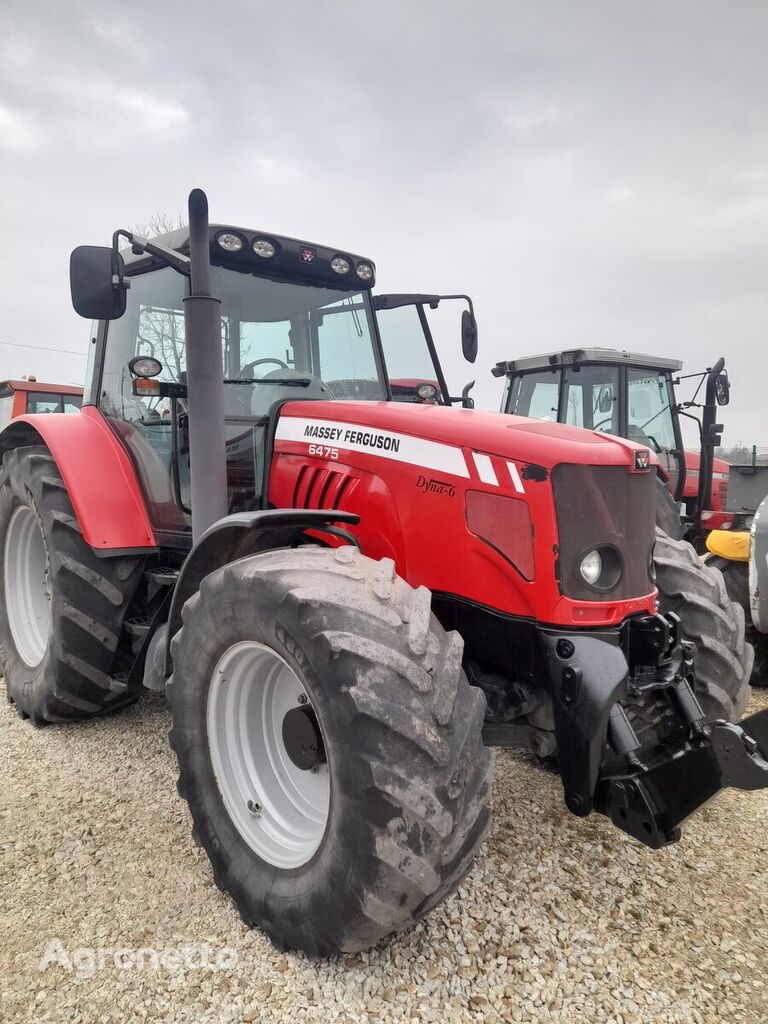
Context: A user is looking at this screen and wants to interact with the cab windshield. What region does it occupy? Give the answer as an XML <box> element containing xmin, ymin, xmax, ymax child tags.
<box><xmin>99</xmin><ymin>265</ymin><xmax>386</xmax><ymax>534</ymax></box>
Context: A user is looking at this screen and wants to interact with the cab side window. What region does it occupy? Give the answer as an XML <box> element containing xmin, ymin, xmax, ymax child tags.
<box><xmin>627</xmin><ymin>370</ymin><xmax>676</xmax><ymax>452</ymax></box>
<box><xmin>509</xmin><ymin>370</ymin><xmax>560</xmax><ymax>419</ymax></box>
<box><xmin>562</xmin><ymin>366</ymin><xmax>619</xmax><ymax>433</ymax></box>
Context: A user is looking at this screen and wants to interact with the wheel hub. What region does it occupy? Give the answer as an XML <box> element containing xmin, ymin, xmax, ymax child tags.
<box><xmin>206</xmin><ymin>641</ymin><xmax>330</xmax><ymax>869</ymax></box>
<box><xmin>282</xmin><ymin>705</ymin><xmax>327</xmax><ymax>771</ymax></box>
<box><xmin>4</xmin><ymin>503</ymin><xmax>51</xmax><ymax>667</ymax></box>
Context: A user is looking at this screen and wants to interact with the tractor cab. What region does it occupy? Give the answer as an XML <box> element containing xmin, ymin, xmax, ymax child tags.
<box><xmin>495</xmin><ymin>347</ymin><xmax>732</xmax><ymax>539</ymax></box>
<box><xmin>80</xmin><ymin>230</ymin><xmax>476</xmax><ymax>547</ymax></box>
<box><xmin>88</xmin><ymin>230</ymin><xmax>387</xmax><ymax>542</ymax></box>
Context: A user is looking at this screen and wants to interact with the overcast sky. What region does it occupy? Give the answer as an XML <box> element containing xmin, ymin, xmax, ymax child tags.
<box><xmin>1</xmin><ymin>0</ymin><xmax>767</xmax><ymax>445</ymax></box>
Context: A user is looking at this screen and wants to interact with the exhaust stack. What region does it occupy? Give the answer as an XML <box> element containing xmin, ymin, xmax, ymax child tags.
<box><xmin>184</xmin><ymin>189</ymin><xmax>229</xmax><ymax>540</ymax></box>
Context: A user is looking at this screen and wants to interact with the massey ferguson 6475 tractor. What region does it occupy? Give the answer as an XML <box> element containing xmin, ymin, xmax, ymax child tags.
<box><xmin>1</xmin><ymin>190</ymin><xmax>767</xmax><ymax>956</ymax></box>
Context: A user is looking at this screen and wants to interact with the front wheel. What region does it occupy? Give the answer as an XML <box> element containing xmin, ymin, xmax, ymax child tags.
<box><xmin>168</xmin><ymin>545</ymin><xmax>492</xmax><ymax>955</ymax></box>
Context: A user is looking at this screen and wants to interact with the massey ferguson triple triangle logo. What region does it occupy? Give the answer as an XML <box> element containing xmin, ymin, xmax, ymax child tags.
<box><xmin>633</xmin><ymin>448</ymin><xmax>651</xmax><ymax>472</ymax></box>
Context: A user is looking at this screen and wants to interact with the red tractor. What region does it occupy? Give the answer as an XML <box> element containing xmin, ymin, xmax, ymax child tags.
<box><xmin>1</xmin><ymin>191</ymin><xmax>765</xmax><ymax>956</ymax></box>
<box><xmin>494</xmin><ymin>347</ymin><xmax>733</xmax><ymax>540</ymax></box>
<box><xmin>0</xmin><ymin>378</ymin><xmax>82</xmax><ymax>429</ymax></box>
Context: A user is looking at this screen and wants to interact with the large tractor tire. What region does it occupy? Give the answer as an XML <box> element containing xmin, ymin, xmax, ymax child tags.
<box><xmin>704</xmin><ymin>553</ymin><xmax>768</xmax><ymax>688</ymax></box>
<box><xmin>654</xmin><ymin>476</ymin><xmax>685</xmax><ymax>540</ymax></box>
<box><xmin>0</xmin><ymin>446</ymin><xmax>143</xmax><ymax>723</ymax></box>
<box><xmin>653</xmin><ymin>529</ymin><xmax>753</xmax><ymax>724</ymax></box>
<box><xmin>168</xmin><ymin>544</ymin><xmax>491</xmax><ymax>955</ymax></box>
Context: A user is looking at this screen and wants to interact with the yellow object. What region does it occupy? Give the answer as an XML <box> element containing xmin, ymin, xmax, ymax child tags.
<box><xmin>706</xmin><ymin>529</ymin><xmax>750</xmax><ymax>562</ymax></box>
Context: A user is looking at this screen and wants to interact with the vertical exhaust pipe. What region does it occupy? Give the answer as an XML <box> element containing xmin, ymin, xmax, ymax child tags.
<box><xmin>184</xmin><ymin>188</ymin><xmax>228</xmax><ymax>540</ymax></box>
<box><xmin>694</xmin><ymin>356</ymin><xmax>725</xmax><ymax>539</ymax></box>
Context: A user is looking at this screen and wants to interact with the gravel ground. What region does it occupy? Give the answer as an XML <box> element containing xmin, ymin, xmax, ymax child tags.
<box><xmin>1</xmin><ymin>687</ymin><xmax>767</xmax><ymax>1024</ymax></box>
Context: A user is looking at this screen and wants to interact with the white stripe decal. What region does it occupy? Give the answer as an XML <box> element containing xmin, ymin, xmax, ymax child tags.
<box><xmin>472</xmin><ymin>452</ymin><xmax>498</xmax><ymax>486</ymax></box>
<box><xmin>275</xmin><ymin>416</ymin><xmax>470</xmax><ymax>478</ymax></box>
<box><xmin>507</xmin><ymin>461</ymin><xmax>525</xmax><ymax>494</ymax></box>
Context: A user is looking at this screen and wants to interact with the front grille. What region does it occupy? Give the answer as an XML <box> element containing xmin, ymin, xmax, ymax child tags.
<box><xmin>552</xmin><ymin>464</ymin><xmax>656</xmax><ymax>601</ymax></box>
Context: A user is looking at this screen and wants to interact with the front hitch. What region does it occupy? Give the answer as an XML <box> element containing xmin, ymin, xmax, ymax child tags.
<box><xmin>540</xmin><ymin>613</ymin><xmax>768</xmax><ymax>849</ymax></box>
<box><xmin>594</xmin><ymin>709</ymin><xmax>768</xmax><ymax>848</ymax></box>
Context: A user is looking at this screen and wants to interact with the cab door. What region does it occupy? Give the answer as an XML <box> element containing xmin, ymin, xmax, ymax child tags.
<box><xmin>626</xmin><ymin>368</ymin><xmax>685</xmax><ymax>499</ymax></box>
<box><xmin>374</xmin><ymin>293</ymin><xmax>477</xmax><ymax>406</ymax></box>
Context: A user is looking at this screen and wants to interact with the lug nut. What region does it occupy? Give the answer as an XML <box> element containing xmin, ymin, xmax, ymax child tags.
<box><xmin>297</xmin><ymin>694</ymin><xmax>308</xmax><ymax>705</ymax></box>
<box><xmin>247</xmin><ymin>800</ymin><xmax>261</xmax><ymax>815</ymax></box>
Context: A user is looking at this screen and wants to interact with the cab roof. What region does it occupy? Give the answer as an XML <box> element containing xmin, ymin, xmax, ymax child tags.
<box><xmin>0</xmin><ymin>380</ymin><xmax>83</xmax><ymax>395</ymax></box>
<box><xmin>495</xmin><ymin>347</ymin><xmax>683</xmax><ymax>376</ymax></box>
<box><xmin>122</xmin><ymin>224</ymin><xmax>376</xmax><ymax>289</ymax></box>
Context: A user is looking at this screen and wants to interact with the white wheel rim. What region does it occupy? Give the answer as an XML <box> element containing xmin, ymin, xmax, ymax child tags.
<box><xmin>206</xmin><ymin>641</ymin><xmax>330</xmax><ymax>869</ymax></box>
<box><xmin>4</xmin><ymin>504</ymin><xmax>51</xmax><ymax>667</ymax></box>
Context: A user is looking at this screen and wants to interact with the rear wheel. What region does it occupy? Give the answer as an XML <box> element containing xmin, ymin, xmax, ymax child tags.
<box><xmin>0</xmin><ymin>446</ymin><xmax>143</xmax><ymax>723</ymax></box>
<box><xmin>168</xmin><ymin>545</ymin><xmax>492</xmax><ymax>955</ymax></box>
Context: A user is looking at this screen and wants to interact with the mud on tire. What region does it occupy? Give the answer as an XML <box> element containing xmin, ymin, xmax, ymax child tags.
<box><xmin>0</xmin><ymin>446</ymin><xmax>143</xmax><ymax>723</ymax></box>
<box><xmin>167</xmin><ymin>545</ymin><xmax>492</xmax><ymax>955</ymax></box>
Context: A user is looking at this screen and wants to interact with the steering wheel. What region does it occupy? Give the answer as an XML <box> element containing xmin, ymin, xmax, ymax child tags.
<box><xmin>593</xmin><ymin>416</ymin><xmax>614</xmax><ymax>432</ymax></box>
<box><xmin>238</xmin><ymin>357</ymin><xmax>289</xmax><ymax>380</ymax></box>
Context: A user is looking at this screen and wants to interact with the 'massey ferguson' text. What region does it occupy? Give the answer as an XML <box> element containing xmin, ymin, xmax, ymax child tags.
<box><xmin>303</xmin><ymin>424</ymin><xmax>400</xmax><ymax>452</ymax></box>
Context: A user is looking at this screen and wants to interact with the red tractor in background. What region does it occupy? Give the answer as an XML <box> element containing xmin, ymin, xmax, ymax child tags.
<box><xmin>494</xmin><ymin>347</ymin><xmax>733</xmax><ymax>542</ymax></box>
<box><xmin>493</xmin><ymin>349</ymin><xmax>768</xmax><ymax>691</ymax></box>
<box><xmin>1</xmin><ymin>191</ymin><xmax>765</xmax><ymax>957</ymax></box>
<box><xmin>0</xmin><ymin>378</ymin><xmax>82</xmax><ymax>429</ymax></box>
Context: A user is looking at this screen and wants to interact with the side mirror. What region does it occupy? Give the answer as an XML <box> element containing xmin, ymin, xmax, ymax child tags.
<box><xmin>715</xmin><ymin>370</ymin><xmax>730</xmax><ymax>406</ymax></box>
<box><xmin>461</xmin><ymin>310</ymin><xmax>478</xmax><ymax>364</ymax></box>
<box><xmin>597</xmin><ymin>386</ymin><xmax>613</xmax><ymax>414</ymax></box>
<box><xmin>70</xmin><ymin>245</ymin><xmax>127</xmax><ymax>320</ymax></box>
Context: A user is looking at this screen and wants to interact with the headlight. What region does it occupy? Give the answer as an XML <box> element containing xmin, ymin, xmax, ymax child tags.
<box><xmin>578</xmin><ymin>545</ymin><xmax>623</xmax><ymax>591</ymax></box>
<box><xmin>216</xmin><ymin>231</ymin><xmax>244</xmax><ymax>253</ymax></box>
<box><xmin>416</xmin><ymin>382</ymin><xmax>439</xmax><ymax>402</ymax></box>
<box><xmin>331</xmin><ymin>256</ymin><xmax>350</xmax><ymax>274</ymax></box>
<box><xmin>580</xmin><ymin>550</ymin><xmax>602</xmax><ymax>585</ymax></box>
<box><xmin>252</xmin><ymin>238</ymin><xmax>277</xmax><ymax>258</ymax></box>
<box><xmin>129</xmin><ymin>356</ymin><xmax>163</xmax><ymax>378</ymax></box>
<box><xmin>355</xmin><ymin>261</ymin><xmax>374</xmax><ymax>281</ymax></box>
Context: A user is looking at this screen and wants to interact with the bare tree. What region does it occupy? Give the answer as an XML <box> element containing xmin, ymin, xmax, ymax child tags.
<box><xmin>129</xmin><ymin>212</ymin><xmax>187</xmax><ymax>240</ymax></box>
<box><xmin>120</xmin><ymin>212</ymin><xmax>190</xmax><ymax>381</ymax></box>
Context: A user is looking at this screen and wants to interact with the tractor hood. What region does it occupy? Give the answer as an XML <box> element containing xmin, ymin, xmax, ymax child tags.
<box><xmin>276</xmin><ymin>400</ymin><xmax>657</xmax><ymax>475</ymax></box>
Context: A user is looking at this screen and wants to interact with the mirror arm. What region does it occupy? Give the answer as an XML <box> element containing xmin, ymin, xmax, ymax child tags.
<box><xmin>112</xmin><ymin>229</ymin><xmax>191</xmax><ymax>279</ymax></box>
<box><xmin>438</xmin><ymin>293</ymin><xmax>476</xmax><ymax>322</ymax></box>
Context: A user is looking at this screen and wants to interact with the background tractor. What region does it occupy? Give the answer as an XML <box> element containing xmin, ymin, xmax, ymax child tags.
<box><xmin>0</xmin><ymin>378</ymin><xmax>82</xmax><ymax>429</ymax></box>
<box><xmin>494</xmin><ymin>347</ymin><xmax>732</xmax><ymax>543</ymax></box>
<box><xmin>493</xmin><ymin>347</ymin><xmax>768</xmax><ymax>691</ymax></box>
<box><xmin>1</xmin><ymin>191</ymin><xmax>766</xmax><ymax>957</ymax></box>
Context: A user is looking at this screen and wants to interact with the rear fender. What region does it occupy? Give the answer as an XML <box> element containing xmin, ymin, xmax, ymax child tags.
<box><xmin>0</xmin><ymin>407</ymin><xmax>156</xmax><ymax>554</ymax></box>
<box><xmin>163</xmin><ymin>508</ymin><xmax>360</xmax><ymax>674</ymax></box>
